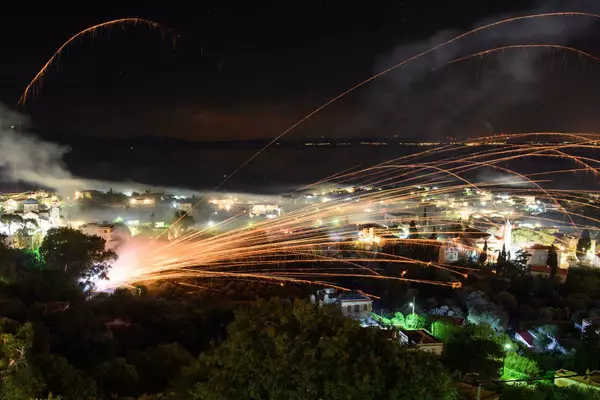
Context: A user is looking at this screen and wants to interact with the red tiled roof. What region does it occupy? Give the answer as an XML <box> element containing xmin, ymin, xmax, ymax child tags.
<box><xmin>401</xmin><ymin>329</ymin><xmax>440</xmax><ymax>344</ymax></box>
<box><xmin>516</xmin><ymin>330</ymin><xmax>535</xmax><ymax>346</ymax></box>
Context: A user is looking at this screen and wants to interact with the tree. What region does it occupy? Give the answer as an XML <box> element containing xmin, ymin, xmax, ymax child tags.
<box><xmin>34</xmin><ymin>354</ymin><xmax>96</xmax><ymax>400</ymax></box>
<box><xmin>503</xmin><ymin>352</ymin><xmax>540</xmax><ymax>377</ymax></box>
<box><xmin>39</xmin><ymin>228</ymin><xmax>117</xmax><ymax>290</ymax></box>
<box><xmin>577</xmin><ymin>229</ymin><xmax>592</xmax><ymax>263</ymax></box>
<box><xmin>479</xmin><ymin>240</ymin><xmax>488</xmax><ymax>265</ymax></box>
<box><xmin>512</xmin><ymin>227</ymin><xmax>557</xmax><ymax>247</ymax></box>
<box><xmin>497</xmin><ymin>244</ymin><xmax>508</xmax><ymax>265</ymax></box>
<box><xmin>0</xmin><ymin>322</ymin><xmax>45</xmax><ymax>399</ymax></box>
<box><xmin>0</xmin><ymin>235</ymin><xmax>16</xmax><ymax>283</ymax></box>
<box><xmin>127</xmin><ymin>343</ymin><xmax>193</xmax><ymax>394</ymax></box>
<box><xmin>496</xmin><ymin>291</ymin><xmax>518</xmax><ymax>312</ymax></box>
<box><xmin>574</xmin><ymin>327</ymin><xmax>600</xmax><ymax>374</ymax></box>
<box><xmin>408</xmin><ymin>220</ymin><xmax>420</xmax><ymax>239</ymax></box>
<box><xmin>547</xmin><ymin>244</ymin><xmax>559</xmax><ymax>279</ymax></box>
<box><xmin>405</xmin><ymin>313</ymin><xmax>426</xmax><ymax>330</ymax></box>
<box><xmin>389</xmin><ymin>311</ymin><xmax>405</xmax><ymax>328</ymax></box>
<box><xmin>0</xmin><ymin>214</ymin><xmax>23</xmax><ymax>236</ymax></box>
<box><xmin>95</xmin><ymin>357</ymin><xmax>139</xmax><ymax>398</ymax></box>
<box><xmin>177</xmin><ymin>298</ymin><xmax>456</xmax><ymax>400</ymax></box>
<box><xmin>429</xmin><ymin>226</ymin><xmax>437</xmax><ymax>240</ymax></box>
<box><xmin>430</xmin><ymin>320</ymin><xmax>461</xmax><ymax>342</ymax></box>
<box><xmin>513</xmin><ymin>250</ymin><xmax>530</xmax><ymax>270</ymax></box>
<box><xmin>467</xmin><ymin>306</ymin><xmax>504</xmax><ymax>333</ymax></box>
<box><xmin>442</xmin><ymin>329</ymin><xmax>503</xmax><ymax>379</ymax></box>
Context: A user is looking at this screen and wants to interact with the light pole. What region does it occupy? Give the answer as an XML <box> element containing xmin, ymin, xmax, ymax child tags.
<box><xmin>501</xmin><ymin>343</ymin><xmax>512</xmax><ymax>377</ymax></box>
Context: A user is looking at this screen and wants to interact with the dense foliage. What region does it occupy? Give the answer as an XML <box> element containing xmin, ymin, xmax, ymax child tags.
<box><xmin>176</xmin><ymin>299</ymin><xmax>456</xmax><ymax>400</ymax></box>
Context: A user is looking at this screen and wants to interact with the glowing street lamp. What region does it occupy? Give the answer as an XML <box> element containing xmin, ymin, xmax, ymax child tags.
<box><xmin>501</xmin><ymin>342</ymin><xmax>513</xmax><ymax>377</ymax></box>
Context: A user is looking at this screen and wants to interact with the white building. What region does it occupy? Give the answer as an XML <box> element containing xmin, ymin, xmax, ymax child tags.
<box><xmin>311</xmin><ymin>289</ymin><xmax>373</xmax><ymax>319</ymax></box>
<box><xmin>81</xmin><ymin>223</ymin><xmax>131</xmax><ymax>250</ymax></box>
<box><xmin>23</xmin><ymin>198</ymin><xmax>39</xmax><ymax>213</ymax></box>
<box><xmin>340</xmin><ymin>292</ymin><xmax>373</xmax><ymax>318</ymax></box>
<box><xmin>527</xmin><ymin>244</ymin><xmax>569</xmax><ymax>283</ymax></box>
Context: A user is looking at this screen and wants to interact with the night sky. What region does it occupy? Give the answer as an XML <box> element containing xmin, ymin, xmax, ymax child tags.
<box><xmin>3</xmin><ymin>0</ymin><xmax>600</xmax><ymax>144</ymax></box>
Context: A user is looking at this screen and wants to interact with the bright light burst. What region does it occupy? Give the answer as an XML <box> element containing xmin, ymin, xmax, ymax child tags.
<box><xmin>101</xmin><ymin>133</ymin><xmax>600</xmax><ymax>292</ymax></box>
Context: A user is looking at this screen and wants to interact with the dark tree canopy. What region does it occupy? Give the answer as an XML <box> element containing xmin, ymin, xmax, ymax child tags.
<box><xmin>39</xmin><ymin>227</ymin><xmax>117</xmax><ymax>289</ymax></box>
<box><xmin>177</xmin><ymin>298</ymin><xmax>456</xmax><ymax>400</ymax></box>
<box><xmin>547</xmin><ymin>244</ymin><xmax>559</xmax><ymax>279</ymax></box>
<box><xmin>577</xmin><ymin>229</ymin><xmax>592</xmax><ymax>262</ymax></box>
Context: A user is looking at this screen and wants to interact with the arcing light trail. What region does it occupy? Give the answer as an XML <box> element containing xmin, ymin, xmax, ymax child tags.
<box><xmin>101</xmin><ymin>135</ymin><xmax>600</xmax><ymax>292</ymax></box>
<box><xmin>19</xmin><ymin>18</ymin><xmax>162</xmax><ymax>107</ymax></box>
<box><xmin>210</xmin><ymin>12</ymin><xmax>600</xmax><ymax>190</ymax></box>
<box><xmin>166</xmin><ymin>26</ymin><xmax>600</xmax><ymax>232</ymax></box>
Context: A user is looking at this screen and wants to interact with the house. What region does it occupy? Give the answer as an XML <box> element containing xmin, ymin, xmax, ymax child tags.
<box><xmin>23</xmin><ymin>198</ymin><xmax>39</xmax><ymax>212</ymax></box>
<box><xmin>175</xmin><ymin>202</ymin><xmax>193</xmax><ymax>212</ymax></box>
<box><xmin>311</xmin><ymin>289</ymin><xmax>373</xmax><ymax>319</ymax></box>
<box><xmin>357</xmin><ymin>223</ymin><xmax>388</xmax><ymax>245</ymax></box>
<box><xmin>340</xmin><ymin>291</ymin><xmax>373</xmax><ymax>318</ymax></box>
<box><xmin>555</xmin><ymin>369</ymin><xmax>600</xmax><ymax>390</ymax></box>
<box><xmin>398</xmin><ymin>329</ymin><xmax>444</xmax><ymax>355</ymax></box>
<box><xmin>527</xmin><ymin>244</ymin><xmax>569</xmax><ymax>283</ymax></box>
<box><xmin>438</xmin><ymin>238</ymin><xmax>478</xmax><ymax>264</ymax></box>
<box><xmin>515</xmin><ymin>330</ymin><xmax>535</xmax><ymax>348</ymax></box>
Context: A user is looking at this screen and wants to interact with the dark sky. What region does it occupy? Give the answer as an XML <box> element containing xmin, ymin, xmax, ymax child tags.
<box><xmin>3</xmin><ymin>0</ymin><xmax>600</xmax><ymax>143</ymax></box>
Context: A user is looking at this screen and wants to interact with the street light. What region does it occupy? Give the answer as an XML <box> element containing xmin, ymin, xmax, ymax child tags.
<box><xmin>409</xmin><ymin>302</ymin><xmax>415</xmax><ymax>315</ymax></box>
<box><xmin>501</xmin><ymin>343</ymin><xmax>512</xmax><ymax>377</ymax></box>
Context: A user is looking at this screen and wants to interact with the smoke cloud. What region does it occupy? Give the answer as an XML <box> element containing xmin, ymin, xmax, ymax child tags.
<box><xmin>0</xmin><ymin>105</ymin><xmax>201</xmax><ymax>196</ymax></box>
<box><xmin>357</xmin><ymin>0</ymin><xmax>600</xmax><ymax>140</ymax></box>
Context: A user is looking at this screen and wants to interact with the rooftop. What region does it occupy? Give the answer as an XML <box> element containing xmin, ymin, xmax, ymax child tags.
<box><xmin>339</xmin><ymin>291</ymin><xmax>372</xmax><ymax>302</ymax></box>
<box><xmin>401</xmin><ymin>329</ymin><xmax>440</xmax><ymax>345</ymax></box>
<box><xmin>516</xmin><ymin>329</ymin><xmax>535</xmax><ymax>346</ymax></box>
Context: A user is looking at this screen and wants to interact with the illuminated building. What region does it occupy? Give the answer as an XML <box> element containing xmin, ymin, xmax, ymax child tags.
<box><xmin>527</xmin><ymin>244</ymin><xmax>569</xmax><ymax>283</ymax></box>
<box><xmin>339</xmin><ymin>292</ymin><xmax>373</xmax><ymax>318</ymax></box>
<box><xmin>23</xmin><ymin>198</ymin><xmax>39</xmax><ymax>213</ymax></box>
<box><xmin>81</xmin><ymin>223</ymin><xmax>131</xmax><ymax>250</ymax></box>
<box><xmin>311</xmin><ymin>289</ymin><xmax>373</xmax><ymax>319</ymax></box>
<box><xmin>129</xmin><ymin>197</ymin><xmax>156</xmax><ymax>208</ymax></box>
<box><xmin>174</xmin><ymin>202</ymin><xmax>193</xmax><ymax>212</ymax></box>
<box><xmin>249</xmin><ymin>204</ymin><xmax>281</xmax><ymax>218</ymax></box>
<box><xmin>397</xmin><ymin>330</ymin><xmax>444</xmax><ymax>355</ymax></box>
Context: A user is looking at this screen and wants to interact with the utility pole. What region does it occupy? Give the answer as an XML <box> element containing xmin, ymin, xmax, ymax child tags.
<box><xmin>475</xmin><ymin>384</ymin><xmax>482</xmax><ymax>400</ymax></box>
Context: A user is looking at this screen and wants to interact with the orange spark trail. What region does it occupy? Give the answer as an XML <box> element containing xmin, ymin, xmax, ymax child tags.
<box><xmin>19</xmin><ymin>18</ymin><xmax>162</xmax><ymax>107</ymax></box>
<box><xmin>441</xmin><ymin>44</ymin><xmax>600</xmax><ymax>69</ymax></box>
<box><xmin>213</xmin><ymin>12</ymin><xmax>600</xmax><ymax>186</ymax></box>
